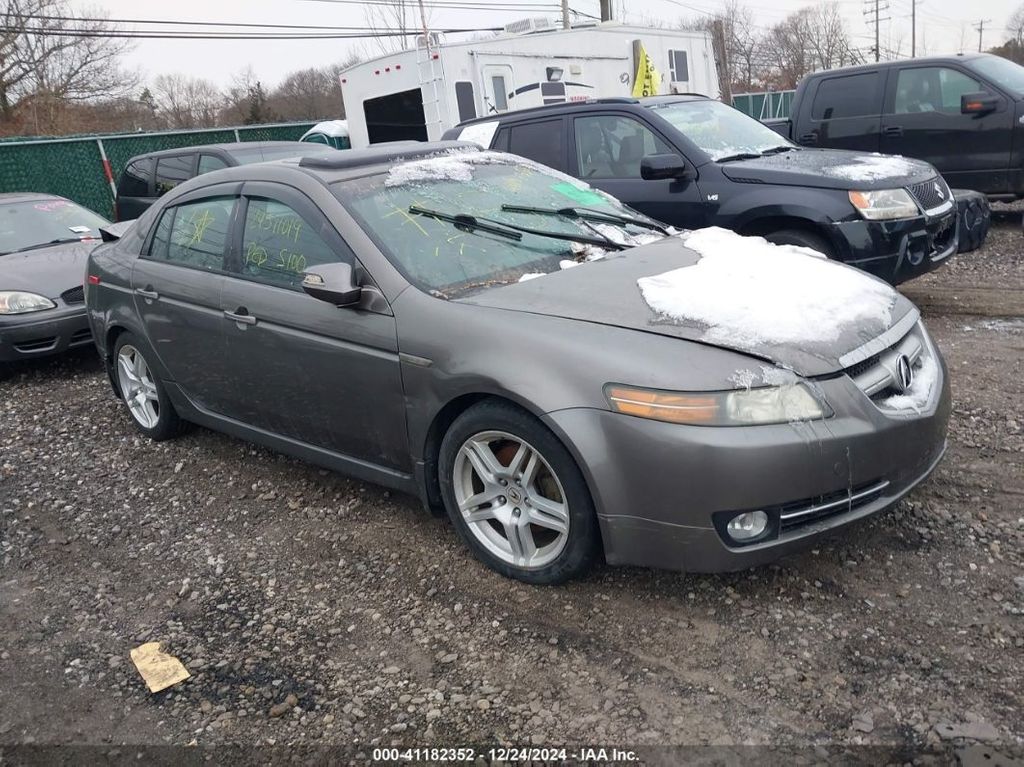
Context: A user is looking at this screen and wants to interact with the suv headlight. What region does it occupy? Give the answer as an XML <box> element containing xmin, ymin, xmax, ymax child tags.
<box><xmin>605</xmin><ymin>383</ymin><xmax>830</xmax><ymax>426</ymax></box>
<box><xmin>848</xmin><ymin>188</ymin><xmax>919</xmax><ymax>220</ymax></box>
<box><xmin>0</xmin><ymin>291</ymin><xmax>56</xmax><ymax>315</ymax></box>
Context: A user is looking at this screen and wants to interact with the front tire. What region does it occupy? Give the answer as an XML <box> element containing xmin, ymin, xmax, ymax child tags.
<box><xmin>438</xmin><ymin>400</ymin><xmax>599</xmax><ymax>585</ymax></box>
<box><xmin>113</xmin><ymin>333</ymin><xmax>186</xmax><ymax>441</ymax></box>
<box><xmin>764</xmin><ymin>229</ymin><xmax>834</xmax><ymax>259</ymax></box>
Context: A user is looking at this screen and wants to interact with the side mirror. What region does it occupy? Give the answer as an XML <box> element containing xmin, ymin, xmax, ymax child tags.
<box><xmin>302</xmin><ymin>262</ymin><xmax>362</xmax><ymax>307</ymax></box>
<box><xmin>961</xmin><ymin>92</ymin><xmax>999</xmax><ymax>115</ymax></box>
<box><xmin>641</xmin><ymin>153</ymin><xmax>690</xmax><ymax>180</ymax></box>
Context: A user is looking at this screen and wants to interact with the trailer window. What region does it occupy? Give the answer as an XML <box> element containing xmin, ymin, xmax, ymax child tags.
<box><xmin>541</xmin><ymin>81</ymin><xmax>566</xmax><ymax>104</ymax></box>
<box><xmin>669</xmin><ymin>50</ymin><xmax>689</xmax><ymax>82</ymax></box>
<box><xmin>491</xmin><ymin>76</ymin><xmax>509</xmax><ymax>111</ymax></box>
<box><xmin>456</xmin><ymin>81</ymin><xmax>477</xmax><ymax>122</ymax></box>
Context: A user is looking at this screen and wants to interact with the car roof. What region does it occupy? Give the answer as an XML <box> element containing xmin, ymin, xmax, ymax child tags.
<box><xmin>126</xmin><ymin>141</ymin><xmax>316</xmax><ymax>162</ymax></box>
<box><xmin>802</xmin><ymin>53</ymin><xmax>989</xmax><ymax>78</ymax></box>
<box><xmin>453</xmin><ymin>94</ymin><xmax>711</xmax><ymax>128</ymax></box>
<box><xmin>0</xmin><ymin>192</ymin><xmax>67</xmax><ymax>204</ymax></box>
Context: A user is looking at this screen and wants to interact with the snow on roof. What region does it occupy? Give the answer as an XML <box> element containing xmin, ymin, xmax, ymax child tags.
<box><xmin>637</xmin><ymin>227</ymin><xmax>896</xmax><ymax>349</ymax></box>
<box><xmin>823</xmin><ymin>153</ymin><xmax>923</xmax><ymax>182</ymax></box>
<box><xmin>303</xmin><ymin>120</ymin><xmax>348</xmax><ymax>138</ymax></box>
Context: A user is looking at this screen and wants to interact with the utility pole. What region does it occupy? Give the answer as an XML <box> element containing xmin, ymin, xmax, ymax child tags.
<box><xmin>910</xmin><ymin>0</ymin><xmax>915</xmax><ymax>57</ymax></box>
<box><xmin>973</xmin><ymin>19</ymin><xmax>991</xmax><ymax>52</ymax></box>
<box><xmin>599</xmin><ymin>0</ymin><xmax>613</xmax><ymax>22</ymax></box>
<box><xmin>561</xmin><ymin>0</ymin><xmax>570</xmax><ymax>29</ymax></box>
<box><xmin>863</xmin><ymin>0</ymin><xmax>890</xmax><ymax>62</ymax></box>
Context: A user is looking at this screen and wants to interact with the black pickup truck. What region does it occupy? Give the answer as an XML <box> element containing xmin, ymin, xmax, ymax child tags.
<box><xmin>765</xmin><ymin>54</ymin><xmax>1024</xmax><ymax>201</ymax></box>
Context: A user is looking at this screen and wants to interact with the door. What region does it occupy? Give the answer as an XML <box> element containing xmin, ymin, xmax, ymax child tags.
<box><xmin>569</xmin><ymin>113</ymin><xmax>705</xmax><ymax>228</ymax></box>
<box><xmin>131</xmin><ymin>185</ymin><xmax>239</xmax><ymax>414</ymax></box>
<box><xmin>880</xmin><ymin>65</ymin><xmax>1012</xmax><ymax>192</ymax></box>
<box><xmin>802</xmin><ymin>70</ymin><xmax>883</xmax><ymax>152</ymax></box>
<box><xmin>482</xmin><ymin>64</ymin><xmax>514</xmax><ymax>116</ymax></box>
<box><xmin>218</xmin><ymin>182</ymin><xmax>408</xmax><ymax>470</ymax></box>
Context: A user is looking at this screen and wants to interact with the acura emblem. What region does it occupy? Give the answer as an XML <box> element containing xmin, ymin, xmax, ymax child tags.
<box><xmin>894</xmin><ymin>355</ymin><xmax>914</xmax><ymax>393</ymax></box>
<box><xmin>933</xmin><ymin>181</ymin><xmax>944</xmax><ymax>199</ymax></box>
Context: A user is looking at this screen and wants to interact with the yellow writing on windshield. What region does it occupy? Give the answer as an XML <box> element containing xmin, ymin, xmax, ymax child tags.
<box><xmin>180</xmin><ymin>208</ymin><xmax>217</xmax><ymax>248</ymax></box>
<box><xmin>253</xmin><ymin>208</ymin><xmax>303</xmax><ymax>243</ymax></box>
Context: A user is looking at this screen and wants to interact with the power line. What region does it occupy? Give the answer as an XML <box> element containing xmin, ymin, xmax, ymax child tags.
<box><xmin>0</xmin><ymin>25</ymin><xmax>505</xmax><ymax>40</ymax></box>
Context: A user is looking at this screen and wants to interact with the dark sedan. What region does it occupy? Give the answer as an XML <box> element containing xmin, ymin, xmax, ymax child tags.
<box><xmin>85</xmin><ymin>142</ymin><xmax>950</xmax><ymax>584</ymax></box>
<box><xmin>1</xmin><ymin>193</ymin><xmax>109</xmax><ymax>364</ymax></box>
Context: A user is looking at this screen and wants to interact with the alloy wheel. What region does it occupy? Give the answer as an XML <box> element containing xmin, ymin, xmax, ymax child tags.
<box><xmin>452</xmin><ymin>430</ymin><xmax>570</xmax><ymax>569</ymax></box>
<box><xmin>116</xmin><ymin>344</ymin><xmax>160</xmax><ymax>430</ymax></box>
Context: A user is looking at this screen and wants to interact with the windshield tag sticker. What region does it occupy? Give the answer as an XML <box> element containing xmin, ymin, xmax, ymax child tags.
<box><xmin>68</xmin><ymin>225</ymin><xmax>91</xmax><ymax>233</ymax></box>
<box><xmin>550</xmin><ymin>182</ymin><xmax>607</xmax><ymax>206</ymax></box>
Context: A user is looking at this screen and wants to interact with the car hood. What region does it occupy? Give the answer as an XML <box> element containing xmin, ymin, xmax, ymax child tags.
<box><xmin>0</xmin><ymin>240</ymin><xmax>94</xmax><ymax>297</ymax></box>
<box><xmin>458</xmin><ymin>236</ymin><xmax>917</xmax><ymax>378</ymax></box>
<box><xmin>719</xmin><ymin>148</ymin><xmax>938</xmax><ymax>190</ymax></box>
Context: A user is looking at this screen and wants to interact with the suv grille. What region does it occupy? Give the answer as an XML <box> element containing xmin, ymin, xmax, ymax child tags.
<box><xmin>907</xmin><ymin>176</ymin><xmax>952</xmax><ymax>214</ymax></box>
<box><xmin>61</xmin><ymin>285</ymin><xmax>85</xmax><ymax>304</ymax></box>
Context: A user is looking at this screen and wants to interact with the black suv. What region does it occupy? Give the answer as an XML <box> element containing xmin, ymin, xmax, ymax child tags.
<box><xmin>114</xmin><ymin>141</ymin><xmax>334</xmax><ymax>221</ymax></box>
<box><xmin>444</xmin><ymin>96</ymin><xmax>958</xmax><ymax>284</ymax></box>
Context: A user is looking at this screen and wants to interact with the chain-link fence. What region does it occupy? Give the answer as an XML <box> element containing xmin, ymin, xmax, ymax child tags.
<box><xmin>0</xmin><ymin>122</ymin><xmax>316</xmax><ymax>220</ymax></box>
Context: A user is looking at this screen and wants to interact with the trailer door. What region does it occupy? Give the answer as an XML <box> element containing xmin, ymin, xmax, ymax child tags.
<box><xmin>482</xmin><ymin>65</ymin><xmax>514</xmax><ymax>117</ymax></box>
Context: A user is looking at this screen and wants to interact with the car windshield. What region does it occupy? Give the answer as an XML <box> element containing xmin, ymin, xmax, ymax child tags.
<box><xmin>968</xmin><ymin>55</ymin><xmax>1024</xmax><ymax>97</ymax></box>
<box><xmin>334</xmin><ymin>151</ymin><xmax>665</xmax><ymax>298</ymax></box>
<box><xmin>0</xmin><ymin>198</ymin><xmax>109</xmax><ymax>255</ymax></box>
<box><xmin>230</xmin><ymin>144</ymin><xmax>335</xmax><ymax>164</ymax></box>
<box><xmin>647</xmin><ymin>99</ymin><xmax>793</xmax><ymax>161</ymax></box>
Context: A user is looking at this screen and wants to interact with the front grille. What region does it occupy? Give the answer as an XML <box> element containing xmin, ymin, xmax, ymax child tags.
<box><xmin>844</xmin><ymin>322</ymin><xmax>927</xmax><ymax>404</ymax></box>
<box><xmin>907</xmin><ymin>176</ymin><xmax>952</xmax><ymax>214</ymax></box>
<box><xmin>61</xmin><ymin>285</ymin><xmax>85</xmax><ymax>304</ymax></box>
<box><xmin>778</xmin><ymin>479</ymin><xmax>890</xmax><ymax>531</ymax></box>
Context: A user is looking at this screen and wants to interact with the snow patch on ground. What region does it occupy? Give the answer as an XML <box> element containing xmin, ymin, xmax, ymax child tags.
<box><xmin>823</xmin><ymin>153</ymin><xmax>922</xmax><ymax>182</ymax></box>
<box><xmin>880</xmin><ymin>354</ymin><xmax>939</xmax><ymax>412</ymax></box>
<box><xmin>637</xmin><ymin>227</ymin><xmax>896</xmax><ymax>348</ymax></box>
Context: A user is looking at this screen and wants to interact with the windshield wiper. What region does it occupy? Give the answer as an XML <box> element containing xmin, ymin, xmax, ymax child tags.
<box><xmin>4</xmin><ymin>237</ymin><xmax>87</xmax><ymax>255</ymax></box>
<box><xmin>761</xmin><ymin>146</ymin><xmax>795</xmax><ymax>155</ymax></box>
<box><xmin>500</xmin><ymin>204</ymin><xmax>670</xmax><ymax>236</ymax></box>
<box><xmin>410</xmin><ymin>206</ymin><xmax>627</xmax><ymax>251</ymax></box>
<box><xmin>715</xmin><ymin>152</ymin><xmax>763</xmax><ymax>163</ymax></box>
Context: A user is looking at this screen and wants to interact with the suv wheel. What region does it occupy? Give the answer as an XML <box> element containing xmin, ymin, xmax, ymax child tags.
<box><xmin>765</xmin><ymin>229</ymin><xmax>834</xmax><ymax>259</ymax></box>
<box><xmin>438</xmin><ymin>400</ymin><xmax>599</xmax><ymax>584</ymax></box>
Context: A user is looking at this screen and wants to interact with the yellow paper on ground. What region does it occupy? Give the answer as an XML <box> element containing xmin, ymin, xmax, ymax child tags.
<box><xmin>129</xmin><ymin>642</ymin><xmax>190</xmax><ymax>693</ymax></box>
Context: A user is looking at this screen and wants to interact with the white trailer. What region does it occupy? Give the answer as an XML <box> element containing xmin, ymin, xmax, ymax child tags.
<box><xmin>339</xmin><ymin>19</ymin><xmax>719</xmax><ymax>149</ymax></box>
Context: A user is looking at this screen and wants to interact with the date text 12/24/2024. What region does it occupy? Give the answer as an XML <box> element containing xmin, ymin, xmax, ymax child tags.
<box><xmin>371</xmin><ymin>747</ymin><xmax>639</xmax><ymax>762</ymax></box>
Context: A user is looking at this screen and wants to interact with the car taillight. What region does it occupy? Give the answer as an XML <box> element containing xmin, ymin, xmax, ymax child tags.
<box><xmin>87</xmin><ymin>275</ymin><xmax>101</xmax><ymax>285</ymax></box>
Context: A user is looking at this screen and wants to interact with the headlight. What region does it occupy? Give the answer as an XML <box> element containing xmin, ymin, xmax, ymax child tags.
<box><xmin>0</xmin><ymin>291</ymin><xmax>56</xmax><ymax>315</ymax></box>
<box><xmin>848</xmin><ymin>188</ymin><xmax>919</xmax><ymax>220</ymax></box>
<box><xmin>605</xmin><ymin>383</ymin><xmax>829</xmax><ymax>426</ymax></box>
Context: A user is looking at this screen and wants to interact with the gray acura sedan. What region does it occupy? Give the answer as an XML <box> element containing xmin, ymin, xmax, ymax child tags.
<box><xmin>84</xmin><ymin>142</ymin><xmax>950</xmax><ymax>584</ymax></box>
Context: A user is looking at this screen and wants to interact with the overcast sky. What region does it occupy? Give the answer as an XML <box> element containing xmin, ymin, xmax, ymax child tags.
<box><xmin>96</xmin><ymin>0</ymin><xmax>1020</xmax><ymax>90</ymax></box>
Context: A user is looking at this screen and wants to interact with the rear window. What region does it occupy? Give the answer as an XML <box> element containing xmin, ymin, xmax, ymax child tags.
<box><xmin>811</xmin><ymin>72</ymin><xmax>881</xmax><ymax>120</ymax></box>
<box><xmin>118</xmin><ymin>157</ymin><xmax>153</xmax><ymax>197</ymax></box>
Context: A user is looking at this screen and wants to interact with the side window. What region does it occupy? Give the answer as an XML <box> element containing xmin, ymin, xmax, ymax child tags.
<box><xmin>492</xmin><ymin>127</ymin><xmax>510</xmax><ymax>152</ymax></box>
<box><xmin>541</xmin><ymin>81</ymin><xmax>566</xmax><ymax>105</ymax></box>
<box><xmin>455</xmin><ymin>81</ymin><xmax>477</xmax><ymax>121</ymax></box>
<box><xmin>149</xmin><ymin>197</ymin><xmax>234</xmax><ymax>271</ymax></box>
<box><xmin>574</xmin><ymin>115</ymin><xmax>673</xmax><ymax>179</ymax></box>
<box><xmin>669</xmin><ymin>50</ymin><xmax>689</xmax><ymax>82</ymax></box>
<box><xmin>304</xmin><ymin>134</ymin><xmax>330</xmax><ymax>145</ymax></box>
<box><xmin>197</xmin><ymin>154</ymin><xmax>230</xmax><ymax>175</ymax></box>
<box><xmin>118</xmin><ymin>157</ymin><xmax>153</xmax><ymax>197</ymax></box>
<box><xmin>811</xmin><ymin>73</ymin><xmax>880</xmax><ymax>120</ymax></box>
<box><xmin>491</xmin><ymin>76</ymin><xmax>509</xmax><ymax>112</ymax></box>
<box><xmin>240</xmin><ymin>198</ymin><xmax>345</xmax><ymax>289</ymax></box>
<box><xmin>892</xmin><ymin>67</ymin><xmax>982</xmax><ymax>114</ymax></box>
<box><xmin>155</xmin><ymin>154</ymin><xmax>195</xmax><ymax>196</ymax></box>
<box><xmin>507</xmin><ymin>119</ymin><xmax>565</xmax><ymax>171</ymax></box>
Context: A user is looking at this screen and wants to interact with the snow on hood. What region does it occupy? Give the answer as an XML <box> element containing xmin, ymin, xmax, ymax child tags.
<box><xmin>822</xmin><ymin>153</ymin><xmax>926</xmax><ymax>182</ymax></box>
<box><xmin>637</xmin><ymin>227</ymin><xmax>897</xmax><ymax>349</ymax></box>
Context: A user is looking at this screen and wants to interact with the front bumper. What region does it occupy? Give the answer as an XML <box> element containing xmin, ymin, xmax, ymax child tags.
<box><xmin>543</xmin><ymin>360</ymin><xmax>951</xmax><ymax>573</ymax></box>
<box><xmin>0</xmin><ymin>303</ymin><xmax>92</xmax><ymax>362</ymax></box>
<box><xmin>831</xmin><ymin>206</ymin><xmax>957</xmax><ymax>285</ymax></box>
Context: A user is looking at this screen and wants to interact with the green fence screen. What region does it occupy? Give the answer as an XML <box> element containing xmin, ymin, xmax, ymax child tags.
<box><xmin>0</xmin><ymin>122</ymin><xmax>316</xmax><ymax>220</ymax></box>
<box><xmin>732</xmin><ymin>91</ymin><xmax>795</xmax><ymax>121</ymax></box>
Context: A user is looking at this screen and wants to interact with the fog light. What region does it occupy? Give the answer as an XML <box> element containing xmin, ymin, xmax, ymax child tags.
<box><xmin>727</xmin><ymin>511</ymin><xmax>768</xmax><ymax>541</ymax></box>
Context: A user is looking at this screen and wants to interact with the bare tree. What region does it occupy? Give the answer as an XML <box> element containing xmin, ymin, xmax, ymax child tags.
<box><xmin>0</xmin><ymin>0</ymin><xmax>137</xmax><ymax>128</ymax></box>
<box><xmin>766</xmin><ymin>3</ymin><xmax>861</xmax><ymax>89</ymax></box>
<box><xmin>364</xmin><ymin>0</ymin><xmax>426</xmax><ymax>55</ymax></box>
<box><xmin>1008</xmin><ymin>4</ymin><xmax>1024</xmax><ymax>45</ymax></box>
<box><xmin>152</xmin><ymin>74</ymin><xmax>222</xmax><ymax>129</ymax></box>
<box><xmin>271</xmin><ymin>65</ymin><xmax>343</xmax><ymax>121</ymax></box>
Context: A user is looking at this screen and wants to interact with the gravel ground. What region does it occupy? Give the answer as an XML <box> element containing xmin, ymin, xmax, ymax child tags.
<box><xmin>1</xmin><ymin>216</ymin><xmax>1022</xmax><ymax>758</ymax></box>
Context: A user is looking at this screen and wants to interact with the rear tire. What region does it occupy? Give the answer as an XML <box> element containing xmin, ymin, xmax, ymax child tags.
<box><xmin>112</xmin><ymin>333</ymin><xmax>187</xmax><ymax>441</ymax></box>
<box><xmin>951</xmin><ymin>189</ymin><xmax>991</xmax><ymax>253</ymax></box>
<box><xmin>438</xmin><ymin>400</ymin><xmax>599</xmax><ymax>585</ymax></box>
<box><xmin>764</xmin><ymin>229</ymin><xmax>834</xmax><ymax>259</ymax></box>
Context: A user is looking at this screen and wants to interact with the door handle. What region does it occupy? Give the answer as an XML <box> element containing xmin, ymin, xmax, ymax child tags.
<box><xmin>797</xmin><ymin>132</ymin><xmax>817</xmax><ymax>145</ymax></box>
<box><xmin>134</xmin><ymin>286</ymin><xmax>158</xmax><ymax>300</ymax></box>
<box><xmin>223</xmin><ymin>308</ymin><xmax>256</xmax><ymax>326</ymax></box>
<box><xmin>882</xmin><ymin>126</ymin><xmax>903</xmax><ymax>137</ymax></box>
